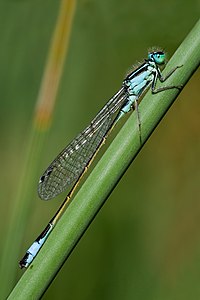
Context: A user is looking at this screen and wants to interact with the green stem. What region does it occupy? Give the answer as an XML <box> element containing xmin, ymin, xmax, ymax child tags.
<box><xmin>8</xmin><ymin>19</ymin><xmax>200</xmax><ymax>300</ymax></box>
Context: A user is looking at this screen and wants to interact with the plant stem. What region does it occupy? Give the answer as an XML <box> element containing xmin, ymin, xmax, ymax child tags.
<box><xmin>8</xmin><ymin>18</ymin><xmax>200</xmax><ymax>300</ymax></box>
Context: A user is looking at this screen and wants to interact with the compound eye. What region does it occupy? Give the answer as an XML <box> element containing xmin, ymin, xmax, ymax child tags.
<box><xmin>148</xmin><ymin>51</ymin><xmax>165</xmax><ymax>64</ymax></box>
<box><xmin>154</xmin><ymin>52</ymin><xmax>165</xmax><ymax>65</ymax></box>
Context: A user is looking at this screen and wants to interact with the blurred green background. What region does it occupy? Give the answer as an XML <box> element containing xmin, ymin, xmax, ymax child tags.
<box><xmin>0</xmin><ymin>0</ymin><xmax>200</xmax><ymax>299</ymax></box>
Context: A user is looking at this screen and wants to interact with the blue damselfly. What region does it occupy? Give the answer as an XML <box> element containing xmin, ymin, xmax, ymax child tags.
<box><xmin>19</xmin><ymin>50</ymin><xmax>182</xmax><ymax>268</ymax></box>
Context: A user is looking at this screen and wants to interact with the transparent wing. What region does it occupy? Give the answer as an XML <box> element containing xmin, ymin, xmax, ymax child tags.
<box><xmin>38</xmin><ymin>87</ymin><xmax>127</xmax><ymax>200</ymax></box>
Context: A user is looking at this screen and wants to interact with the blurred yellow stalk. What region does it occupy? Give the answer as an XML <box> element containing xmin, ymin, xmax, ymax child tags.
<box><xmin>35</xmin><ymin>0</ymin><xmax>77</xmax><ymax>130</ymax></box>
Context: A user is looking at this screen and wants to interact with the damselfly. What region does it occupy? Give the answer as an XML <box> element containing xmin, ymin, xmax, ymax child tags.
<box><xmin>19</xmin><ymin>50</ymin><xmax>182</xmax><ymax>268</ymax></box>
